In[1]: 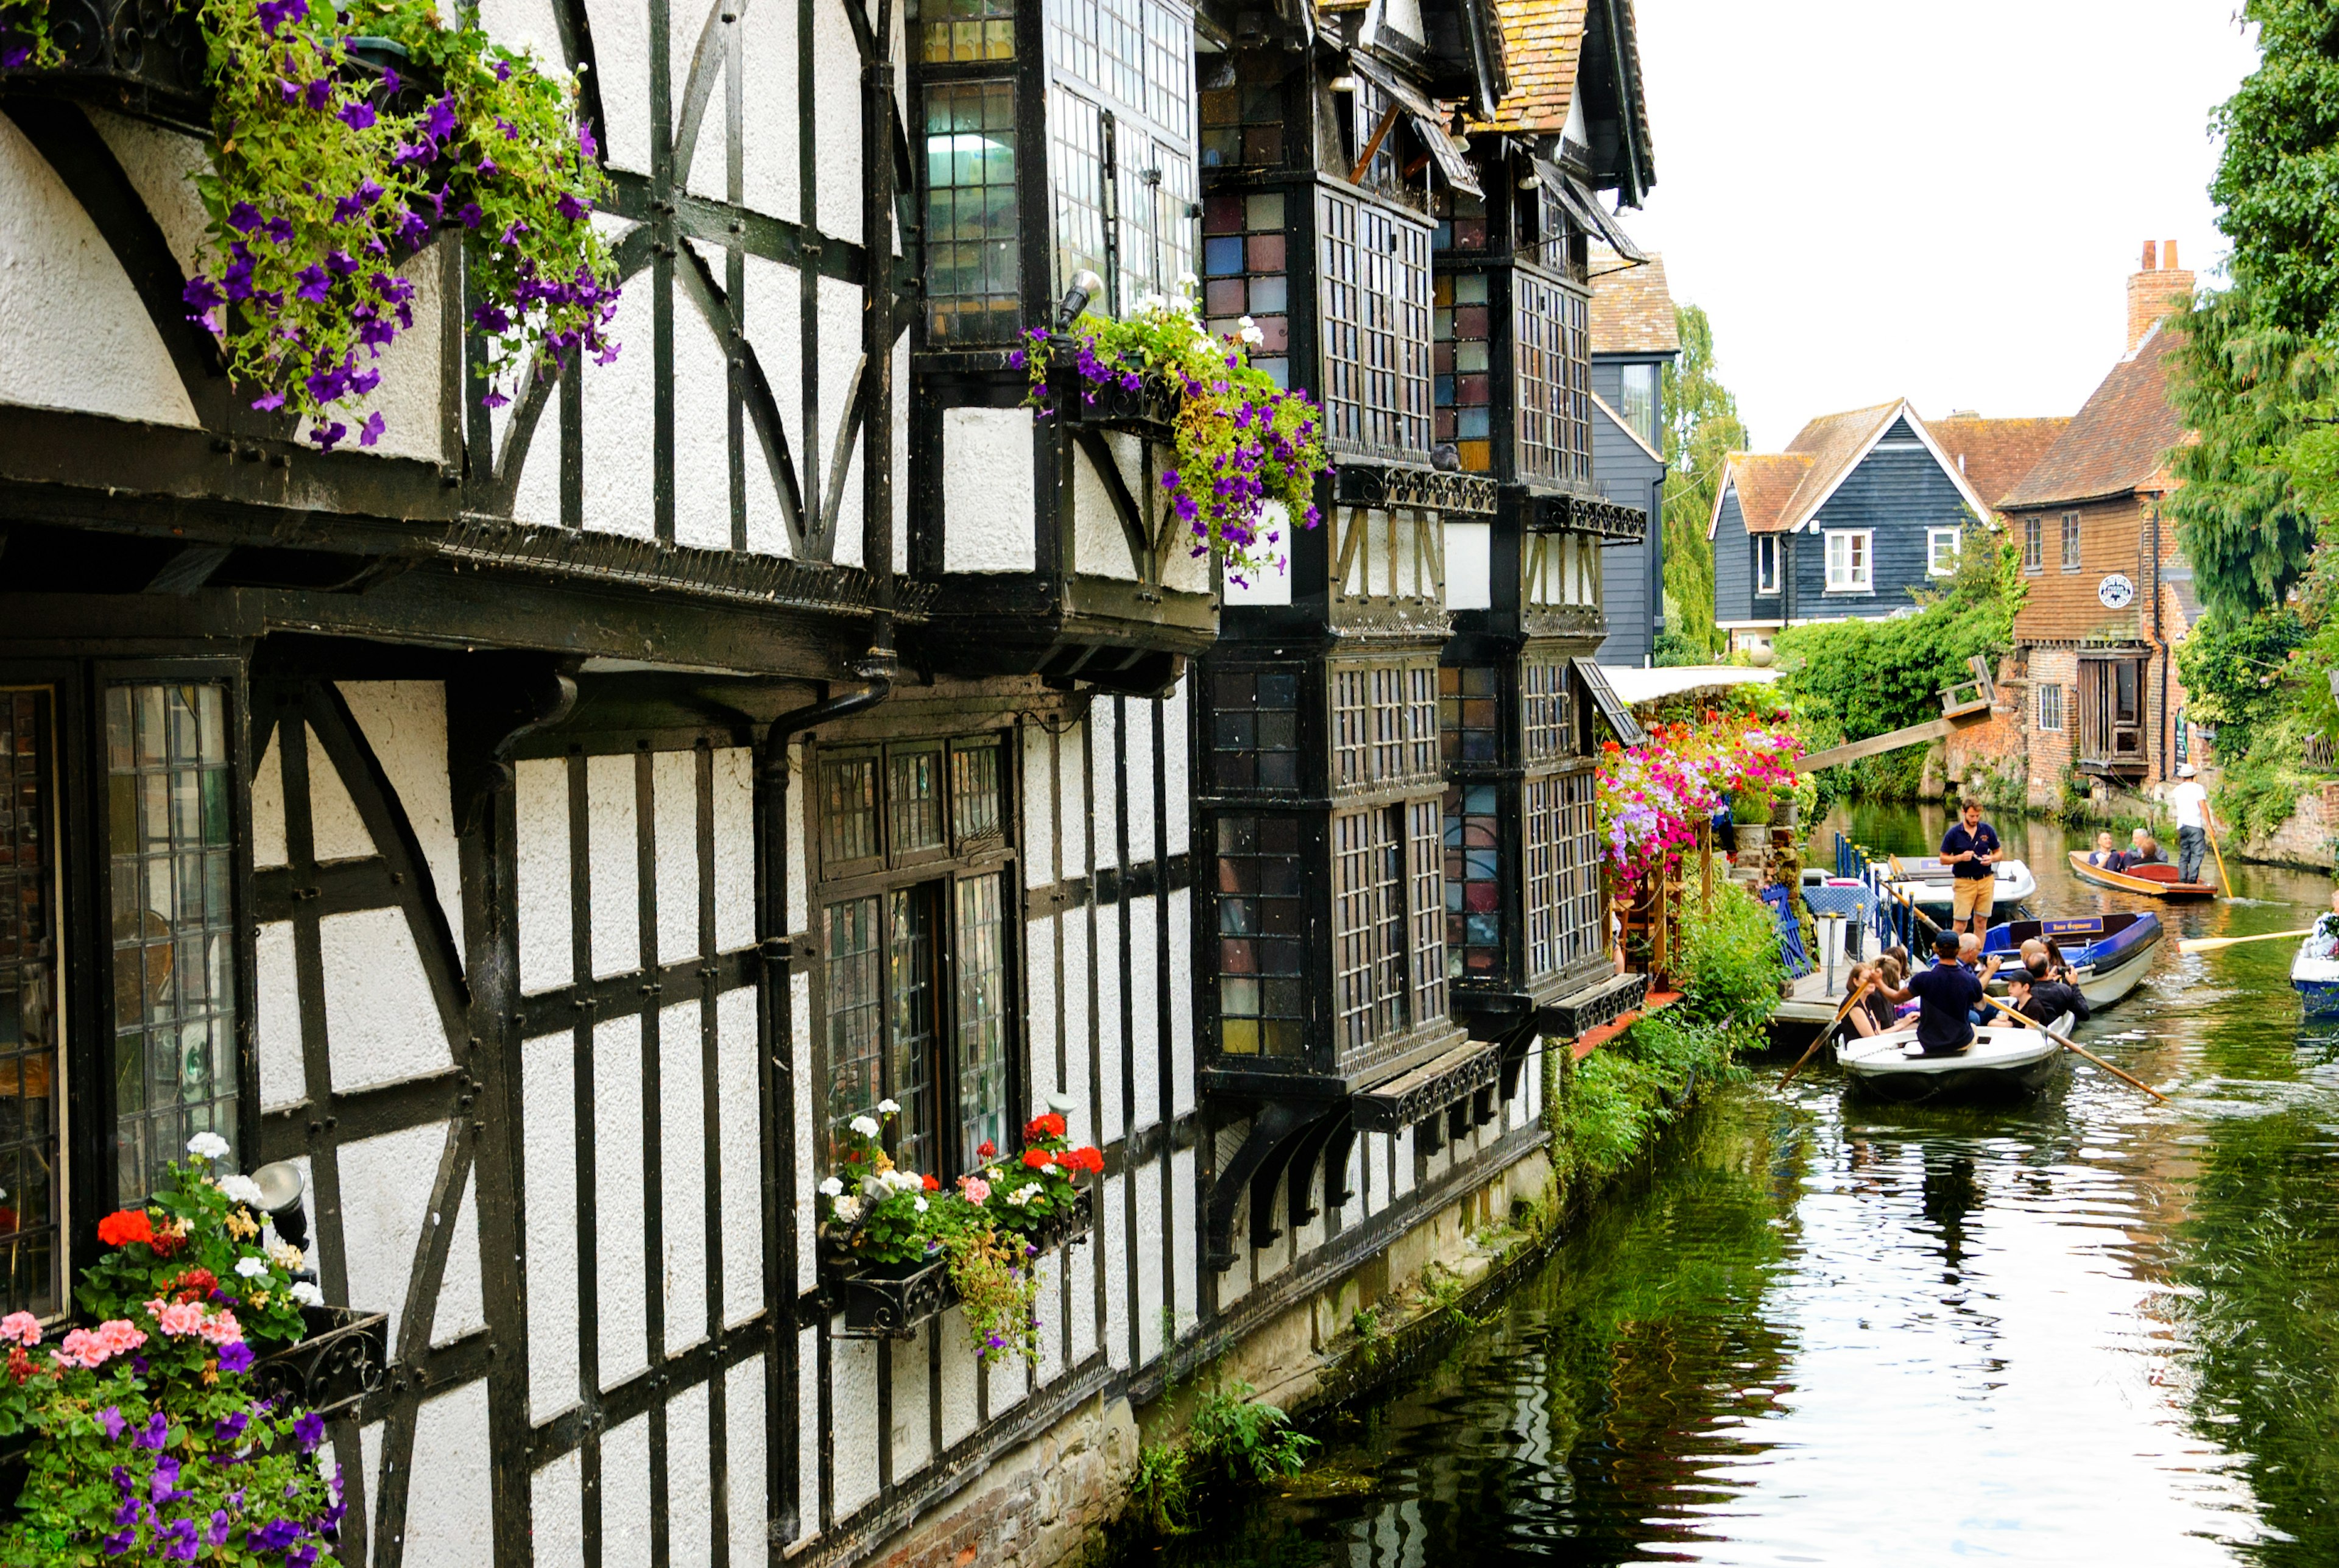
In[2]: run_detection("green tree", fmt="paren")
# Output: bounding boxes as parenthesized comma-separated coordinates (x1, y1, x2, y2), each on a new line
(1658, 305, 1748, 663)
(2210, 1, 2339, 342)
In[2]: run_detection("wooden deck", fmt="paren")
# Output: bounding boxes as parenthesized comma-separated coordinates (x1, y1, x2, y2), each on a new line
(1772, 967, 1860, 1028)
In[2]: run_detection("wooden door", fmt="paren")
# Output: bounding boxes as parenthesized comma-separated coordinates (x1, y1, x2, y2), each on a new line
(2079, 659, 2145, 766)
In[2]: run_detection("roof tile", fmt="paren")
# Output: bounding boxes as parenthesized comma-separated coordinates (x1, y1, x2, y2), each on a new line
(1726, 453, 1816, 535)
(1997, 333, 2188, 509)
(1926, 417, 2072, 512)
(1589, 250, 1678, 355)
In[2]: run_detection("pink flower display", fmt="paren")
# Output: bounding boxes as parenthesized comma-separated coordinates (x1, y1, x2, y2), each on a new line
(1596, 708, 1807, 906)
(961, 1178, 992, 1206)
(197, 1310, 243, 1347)
(0, 1312, 40, 1347)
(49, 1321, 143, 1370)
(155, 1301, 208, 1338)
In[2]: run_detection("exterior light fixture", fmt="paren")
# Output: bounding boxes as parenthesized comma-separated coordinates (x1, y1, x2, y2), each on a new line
(1057, 269, 1104, 330)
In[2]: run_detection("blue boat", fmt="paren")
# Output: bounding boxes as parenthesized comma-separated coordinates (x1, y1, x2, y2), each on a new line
(1982, 911, 2161, 1010)
(2292, 941, 2339, 1017)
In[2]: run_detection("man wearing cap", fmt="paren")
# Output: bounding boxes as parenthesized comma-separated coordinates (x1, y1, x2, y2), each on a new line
(2169, 763, 2213, 886)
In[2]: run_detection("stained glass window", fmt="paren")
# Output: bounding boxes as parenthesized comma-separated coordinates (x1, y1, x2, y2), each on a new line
(924, 82, 1021, 345)
(820, 755, 878, 872)
(1434, 270, 1494, 473)
(887, 747, 945, 859)
(950, 739, 1004, 849)
(1445, 784, 1500, 980)
(1198, 50, 1284, 169)
(0, 690, 60, 1316)
(1202, 189, 1289, 387)
(108, 683, 238, 1204)
(912, 0, 1014, 64)
(1439, 666, 1498, 764)
(1215, 815, 1304, 1056)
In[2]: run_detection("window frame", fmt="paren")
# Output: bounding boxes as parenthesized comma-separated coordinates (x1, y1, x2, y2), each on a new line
(1926, 526, 1961, 578)
(2061, 510, 2083, 573)
(813, 731, 1020, 1182)
(2037, 680, 2064, 733)
(1823, 529, 1872, 593)
(2024, 516, 2043, 574)
(1755, 534, 1779, 596)
(1618, 361, 1659, 450)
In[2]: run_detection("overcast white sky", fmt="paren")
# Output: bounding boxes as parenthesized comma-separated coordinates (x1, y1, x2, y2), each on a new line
(1617, 1, 2263, 450)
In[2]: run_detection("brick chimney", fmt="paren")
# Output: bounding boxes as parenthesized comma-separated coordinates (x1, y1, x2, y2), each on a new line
(2126, 237, 2193, 356)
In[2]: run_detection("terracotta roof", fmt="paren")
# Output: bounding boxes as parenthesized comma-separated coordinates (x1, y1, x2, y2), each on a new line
(1997, 330, 2188, 509)
(1771, 400, 1904, 527)
(1589, 250, 1678, 356)
(1723, 453, 1815, 536)
(1926, 417, 2072, 512)
(1479, 0, 1588, 132)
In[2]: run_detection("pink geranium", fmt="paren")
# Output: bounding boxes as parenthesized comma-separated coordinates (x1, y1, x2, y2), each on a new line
(0, 1312, 40, 1347)
(198, 1310, 243, 1346)
(961, 1177, 991, 1206)
(155, 1301, 208, 1338)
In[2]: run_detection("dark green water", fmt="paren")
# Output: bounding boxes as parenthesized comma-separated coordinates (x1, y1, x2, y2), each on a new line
(1139, 804, 2339, 1566)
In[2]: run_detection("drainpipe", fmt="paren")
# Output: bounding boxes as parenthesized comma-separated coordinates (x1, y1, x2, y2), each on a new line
(754, 666, 891, 1545)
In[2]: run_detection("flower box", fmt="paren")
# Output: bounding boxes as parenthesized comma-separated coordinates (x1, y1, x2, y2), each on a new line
(1044, 355, 1182, 440)
(0, 0, 214, 135)
(830, 1183, 1096, 1341)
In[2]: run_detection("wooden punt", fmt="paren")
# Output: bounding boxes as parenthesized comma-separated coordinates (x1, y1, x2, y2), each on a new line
(2066, 850, 2217, 902)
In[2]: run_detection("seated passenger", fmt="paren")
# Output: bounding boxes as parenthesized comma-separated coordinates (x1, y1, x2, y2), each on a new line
(2131, 828, 2166, 864)
(1875, 931, 2000, 1056)
(1840, 962, 1900, 1040)
(2009, 960, 2089, 1029)
(2087, 831, 2129, 871)
(2307, 887, 2339, 961)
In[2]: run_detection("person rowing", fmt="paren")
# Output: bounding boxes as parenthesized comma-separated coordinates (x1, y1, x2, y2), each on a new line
(1872, 931, 2003, 1056)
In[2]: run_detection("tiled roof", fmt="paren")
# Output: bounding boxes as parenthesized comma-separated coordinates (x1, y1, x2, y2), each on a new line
(1479, 0, 1588, 133)
(1589, 250, 1678, 356)
(1926, 417, 2072, 512)
(1725, 453, 1816, 535)
(1773, 400, 1903, 528)
(1998, 330, 2189, 509)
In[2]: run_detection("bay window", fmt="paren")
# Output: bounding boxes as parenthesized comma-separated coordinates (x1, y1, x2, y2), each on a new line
(1043, 0, 1197, 312)
(817, 735, 1017, 1179)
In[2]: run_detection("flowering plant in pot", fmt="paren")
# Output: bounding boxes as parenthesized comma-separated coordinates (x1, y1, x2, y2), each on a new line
(1596, 709, 1806, 905)
(818, 1106, 1102, 1366)
(1015, 281, 1326, 587)
(3, 0, 619, 450)
(0, 1134, 345, 1565)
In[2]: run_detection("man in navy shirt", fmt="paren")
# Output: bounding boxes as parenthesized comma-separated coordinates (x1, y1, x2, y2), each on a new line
(1939, 797, 2002, 936)
(1878, 931, 2000, 1055)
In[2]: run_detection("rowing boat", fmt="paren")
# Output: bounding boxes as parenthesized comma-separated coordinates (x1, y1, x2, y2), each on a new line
(1981, 912, 2161, 1009)
(1886, 855, 2039, 914)
(2293, 939, 2339, 1017)
(1835, 1014, 2074, 1103)
(2065, 850, 2217, 902)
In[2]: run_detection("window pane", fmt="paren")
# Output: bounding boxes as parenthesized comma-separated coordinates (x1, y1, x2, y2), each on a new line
(0, 690, 62, 1318)
(887, 888, 939, 1175)
(824, 897, 884, 1168)
(110, 682, 238, 1206)
(954, 874, 1010, 1170)
(887, 748, 944, 856)
(822, 757, 878, 867)
(950, 740, 1004, 847)
(1215, 815, 1305, 1055)
(1319, 187, 1432, 461)
(925, 82, 1021, 344)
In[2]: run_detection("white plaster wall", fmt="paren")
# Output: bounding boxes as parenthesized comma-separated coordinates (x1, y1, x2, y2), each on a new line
(790, 969, 817, 1294)
(1059, 917, 1091, 1149)
(727, 1357, 771, 1561)
(1071, 442, 1140, 582)
(811, 0, 864, 247)
(478, 0, 568, 65)
(651, 752, 700, 965)
(1159, 458, 1213, 596)
(314, 240, 448, 465)
(818, 273, 867, 566)
(601, 1411, 655, 1568)
(1126, 895, 1159, 1132)
(1222, 501, 1291, 606)
(580, 281, 658, 540)
(1445, 520, 1492, 610)
(1361, 1130, 1388, 1218)
(1092, 901, 1123, 1148)
(434, 1167, 487, 1347)
(584, 0, 654, 174)
(657, 996, 710, 1354)
(1059, 716, 1090, 872)
(1167, 889, 1194, 1118)
(714, 747, 757, 952)
(1391, 1125, 1416, 1198)
(781, 738, 810, 933)
(336, 1120, 457, 1348)
(832, 1334, 881, 1513)
(735, 0, 802, 218)
(671, 294, 737, 551)
(792, 1324, 820, 1548)
(937, 1310, 978, 1447)
(1102, 1173, 1131, 1369)
(338, 682, 464, 953)
(398, 1370, 493, 1567)
(1135, 1159, 1165, 1365)
(517, 758, 573, 995)
(596, 1012, 649, 1391)
(1022, 724, 1056, 886)
(891, 1326, 933, 1475)
(85, 111, 207, 280)
(741, 253, 808, 556)
(1169, 1145, 1198, 1340)
(1162, 674, 1191, 857)
(535, 1443, 585, 1562)
(255, 921, 302, 1111)
(509, 391, 565, 528)
(1068, 1226, 1100, 1364)
(523, 1025, 580, 1418)
(942, 409, 1037, 573)
(1025, 913, 1057, 1103)
(718, 986, 766, 1327)
(0, 116, 197, 428)
(1123, 696, 1157, 864)
(587, 755, 641, 977)
(250, 739, 287, 868)
(892, 333, 911, 571)
(320, 907, 452, 1090)
(666, 1380, 713, 1565)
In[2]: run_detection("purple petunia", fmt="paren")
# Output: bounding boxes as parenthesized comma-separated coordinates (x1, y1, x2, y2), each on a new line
(311, 420, 348, 451)
(338, 100, 376, 130)
(555, 192, 590, 222)
(251, 390, 287, 412)
(302, 76, 331, 110)
(255, 0, 305, 37)
(136, 1411, 168, 1451)
(358, 411, 386, 447)
(454, 201, 484, 229)
(294, 1411, 325, 1452)
(422, 96, 459, 142)
(97, 1405, 127, 1441)
(101, 1528, 137, 1556)
(217, 1340, 255, 1373)
(294, 265, 333, 303)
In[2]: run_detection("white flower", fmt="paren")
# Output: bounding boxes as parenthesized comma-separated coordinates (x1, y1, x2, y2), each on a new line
(833, 1196, 863, 1224)
(269, 1242, 304, 1272)
(914, 1197, 929, 1213)
(877, 1098, 900, 1115)
(216, 1174, 264, 1209)
(235, 1255, 268, 1279)
(1241, 324, 1265, 347)
(289, 1280, 324, 1307)
(849, 1114, 880, 1139)
(186, 1133, 230, 1162)
(818, 1177, 844, 1198)
(1177, 269, 1198, 289)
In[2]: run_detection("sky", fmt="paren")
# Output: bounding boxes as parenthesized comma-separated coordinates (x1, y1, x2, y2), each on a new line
(1616, 0, 2264, 451)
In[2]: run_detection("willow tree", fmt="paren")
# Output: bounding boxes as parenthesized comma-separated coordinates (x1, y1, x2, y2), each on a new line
(1659, 305, 1747, 662)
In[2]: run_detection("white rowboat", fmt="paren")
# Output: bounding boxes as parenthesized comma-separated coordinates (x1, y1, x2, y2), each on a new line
(1835, 1014, 2073, 1103)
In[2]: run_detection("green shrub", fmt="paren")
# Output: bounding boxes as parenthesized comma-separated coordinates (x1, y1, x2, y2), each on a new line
(1130, 1441, 1193, 1532)
(1674, 881, 1788, 1047)
(1188, 1381, 1318, 1485)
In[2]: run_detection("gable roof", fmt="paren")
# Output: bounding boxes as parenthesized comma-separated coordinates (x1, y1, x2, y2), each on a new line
(1926, 417, 2072, 512)
(1589, 250, 1678, 356)
(1707, 453, 1814, 539)
(1476, 0, 1652, 196)
(1997, 330, 2189, 509)
(1589, 388, 1661, 463)
(1703, 398, 1999, 540)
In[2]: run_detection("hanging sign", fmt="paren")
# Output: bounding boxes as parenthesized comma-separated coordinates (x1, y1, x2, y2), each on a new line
(2097, 573, 2136, 609)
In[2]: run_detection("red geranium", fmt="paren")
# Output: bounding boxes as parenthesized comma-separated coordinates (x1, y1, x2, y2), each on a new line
(977, 1140, 997, 1160)
(95, 1209, 152, 1249)
(1064, 1146, 1104, 1174)
(1021, 1148, 1053, 1170)
(1024, 1113, 1067, 1141)
(171, 1266, 220, 1305)
(921, 1173, 940, 1192)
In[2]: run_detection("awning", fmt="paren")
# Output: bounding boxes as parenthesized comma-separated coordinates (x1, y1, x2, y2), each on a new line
(1350, 53, 1482, 197)
(1573, 657, 1649, 747)
(1534, 158, 1646, 263)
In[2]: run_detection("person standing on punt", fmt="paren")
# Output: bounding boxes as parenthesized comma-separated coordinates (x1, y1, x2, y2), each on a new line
(1939, 798, 2003, 936)
(2169, 764, 2214, 885)
(1874, 931, 2002, 1056)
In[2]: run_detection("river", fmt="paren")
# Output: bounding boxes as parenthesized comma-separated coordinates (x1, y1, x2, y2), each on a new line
(1130, 802, 2339, 1566)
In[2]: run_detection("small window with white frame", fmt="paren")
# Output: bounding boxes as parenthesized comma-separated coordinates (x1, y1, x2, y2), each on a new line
(1824, 529, 1872, 592)
(2023, 517, 2043, 574)
(1755, 535, 1779, 596)
(2037, 681, 2064, 732)
(1927, 526, 1961, 577)
(2061, 511, 2082, 572)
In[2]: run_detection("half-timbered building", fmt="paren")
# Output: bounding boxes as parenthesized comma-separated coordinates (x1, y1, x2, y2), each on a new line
(0, 0, 1653, 1559)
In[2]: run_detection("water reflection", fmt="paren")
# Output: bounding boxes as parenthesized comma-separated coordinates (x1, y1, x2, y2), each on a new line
(1131, 805, 2339, 1566)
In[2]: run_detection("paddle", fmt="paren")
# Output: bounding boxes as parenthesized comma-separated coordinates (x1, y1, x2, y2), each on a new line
(1778, 979, 1876, 1088)
(2204, 811, 2234, 899)
(2178, 927, 2314, 955)
(1975, 992, 2168, 1103)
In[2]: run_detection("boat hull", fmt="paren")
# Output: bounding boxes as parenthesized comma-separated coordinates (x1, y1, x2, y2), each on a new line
(2291, 946, 2339, 1017)
(2066, 851, 2216, 902)
(1982, 912, 2161, 1010)
(1836, 1022, 2068, 1104)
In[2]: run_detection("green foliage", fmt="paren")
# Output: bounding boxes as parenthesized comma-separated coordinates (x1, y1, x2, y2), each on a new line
(1674, 880, 1791, 1051)
(1660, 304, 1750, 660)
(1349, 1306, 1383, 1369)
(2175, 607, 2310, 747)
(1188, 1381, 1318, 1486)
(1130, 1442, 1194, 1533)
(1773, 520, 2022, 760)
(2167, 292, 2329, 616)
(2209, 0, 2339, 345)
(2215, 741, 2321, 840)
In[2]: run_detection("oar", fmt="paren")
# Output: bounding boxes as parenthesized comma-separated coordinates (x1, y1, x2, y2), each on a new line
(1779, 979, 1876, 1088)
(1975, 992, 2167, 1103)
(2178, 927, 2315, 955)
(2204, 812, 2234, 899)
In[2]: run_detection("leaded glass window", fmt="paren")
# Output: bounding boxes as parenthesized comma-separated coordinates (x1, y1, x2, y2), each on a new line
(1209, 668, 1300, 792)
(1516, 269, 1589, 482)
(1408, 799, 1445, 1019)
(1439, 666, 1498, 764)
(1044, 0, 1195, 309)
(924, 81, 1021, 345)
(1522, 661, 1570, 760)
(1525, 777, 1558, 976)
(824, 897, 884, 1165)
(108, 683, 237, 1204)
(1445, 783, 1500, 980)
(1433, 270, 1493, 471)
(1558, 769, 1602, 968)
(1198, 49, 1284, 169)
(950, 739, 1004, 850)
(887, 746, 945, 861)
(1334, 805, 1414, 1057)
(954, 874, 1009, 1160)
(1319, 186, 1431, 459)
(1332, 668, 1368, 789)
(913, 0, 1014, 63)
(0, 690, 60, 1317)
(1215, 815, 1304, 1056)
(1202, 189, 1289, 386)
(820, 755, 880, 873)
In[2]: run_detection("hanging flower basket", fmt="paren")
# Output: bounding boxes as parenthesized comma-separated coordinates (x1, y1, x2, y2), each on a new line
(831, 1184, 1095, 1340)
(0, 0, 211, 131)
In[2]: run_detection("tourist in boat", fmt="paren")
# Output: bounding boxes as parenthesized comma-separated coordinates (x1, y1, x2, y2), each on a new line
(2087, 831, 2129, 871)
(1874, 931, 2002, 1056)
(2306, 887, 2339, 960)
(2008, 961, 2089, 1029)
(1840, 961, 1901, 1040)
(2170, 765, 2213, 885)
(2131, 828, 2166, 864)
(1940, 798, 2003, 936)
